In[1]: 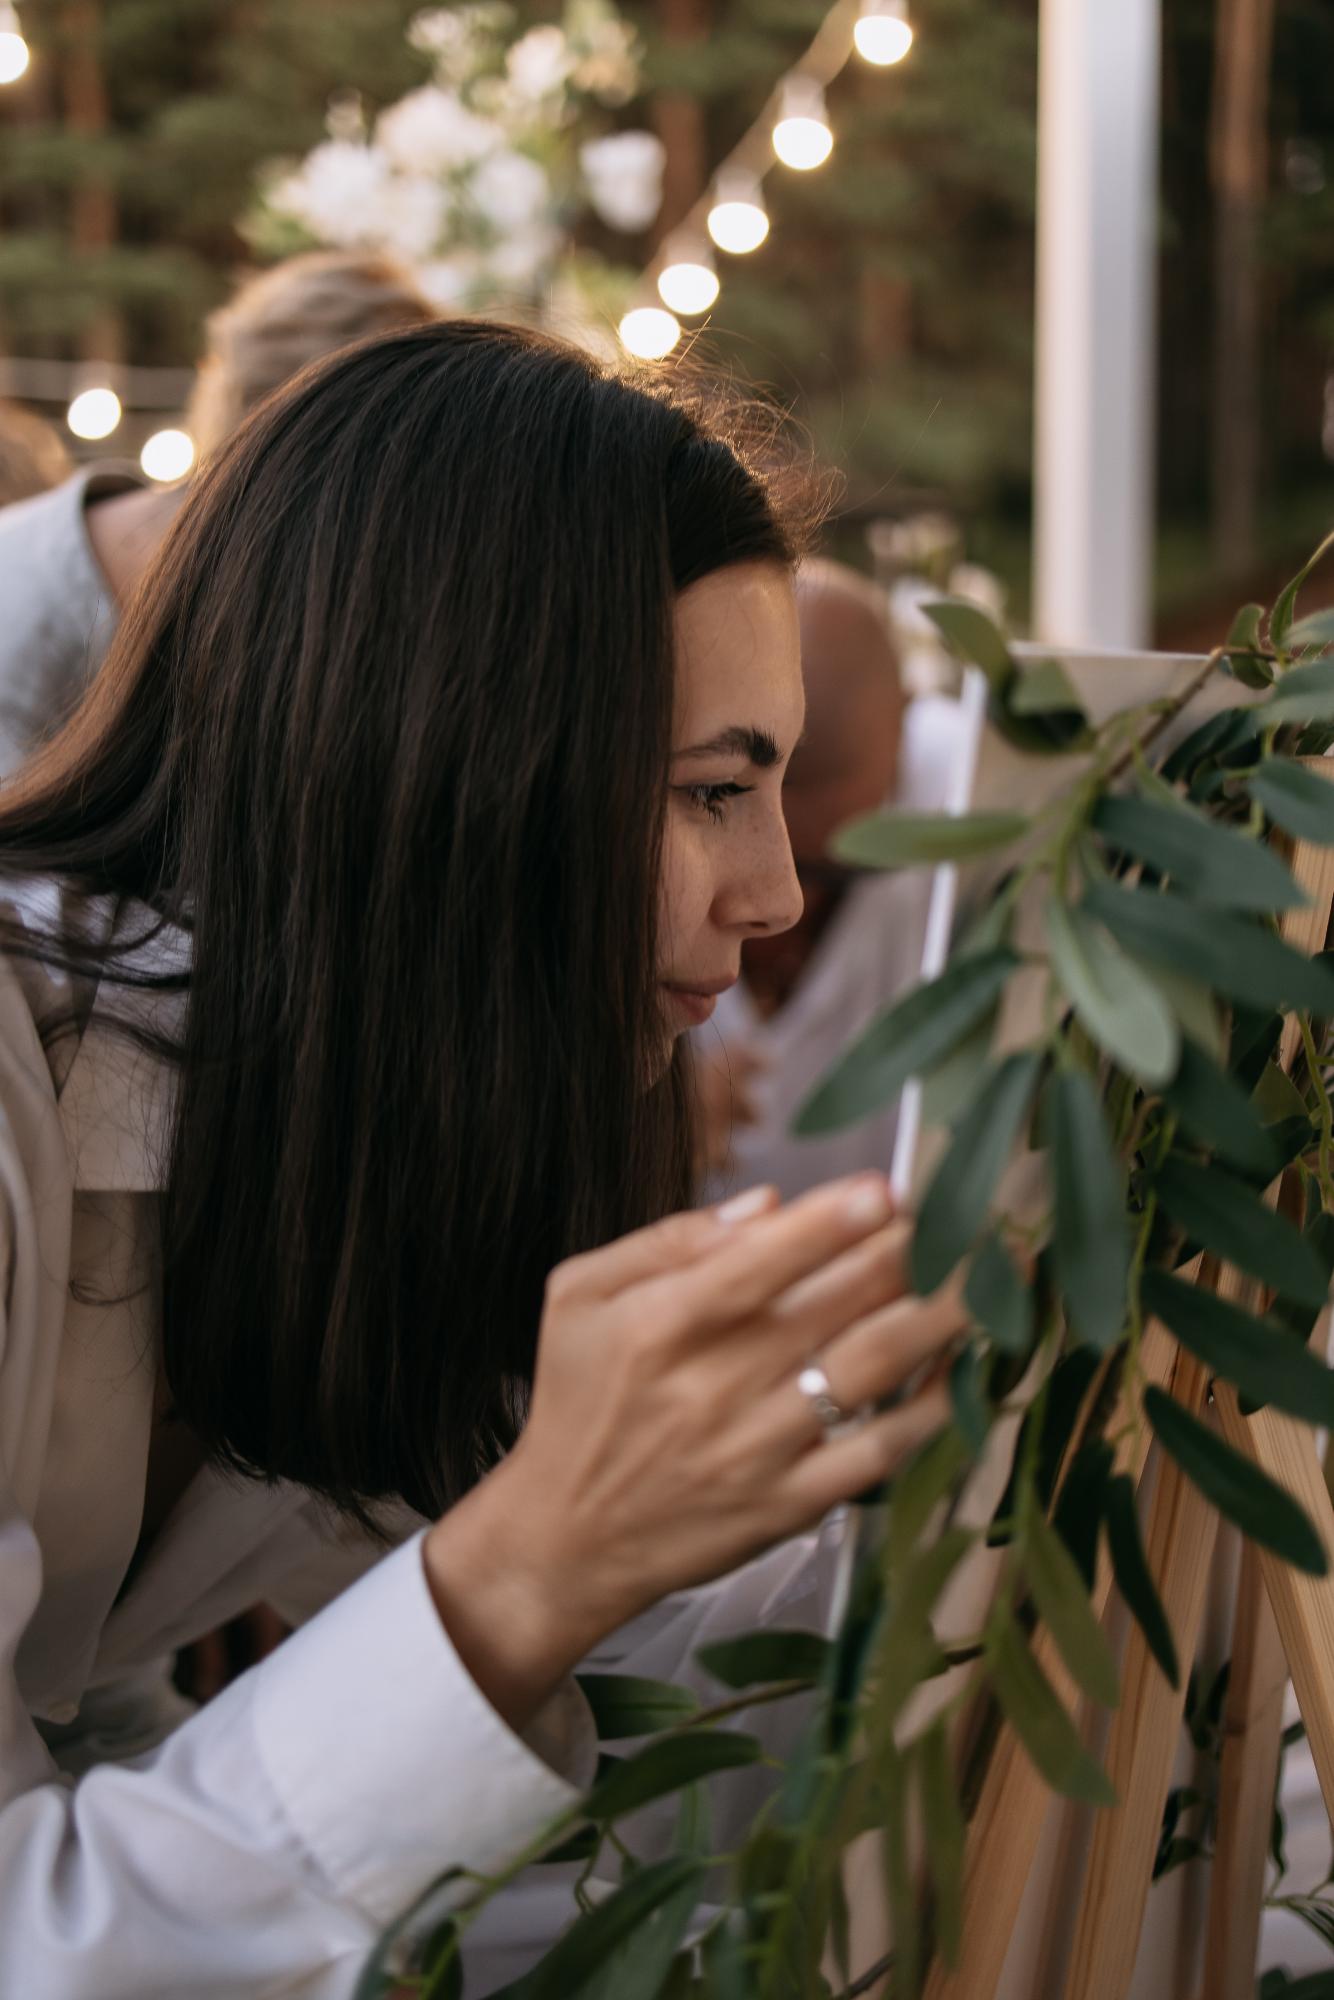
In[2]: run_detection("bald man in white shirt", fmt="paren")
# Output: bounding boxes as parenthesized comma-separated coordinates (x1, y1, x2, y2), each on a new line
(694, 557, 964, 1202)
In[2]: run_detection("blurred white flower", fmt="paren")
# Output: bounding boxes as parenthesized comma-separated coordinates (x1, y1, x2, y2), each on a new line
(409, 5, 510, 82)
(487, 223, 562, 289)
(267, 142, 391, 247)
(579, 130, 664, 232)
(375, 86, 500, 175)
(506, 26, 571, 101)
(418, 252, 484, 308)
(374, 176, 450, 260)
(470, 149, 550, 231)
(325, 90, 366, 142)
(569, 14, 640, 103)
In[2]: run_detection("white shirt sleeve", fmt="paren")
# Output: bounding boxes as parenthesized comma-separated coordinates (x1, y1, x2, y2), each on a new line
(0, 1510, 597, 1999)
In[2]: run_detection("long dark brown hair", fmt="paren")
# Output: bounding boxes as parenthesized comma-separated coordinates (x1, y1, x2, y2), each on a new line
(0, 320, 808, 1522)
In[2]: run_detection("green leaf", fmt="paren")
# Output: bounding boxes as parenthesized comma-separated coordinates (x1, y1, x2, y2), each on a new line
(911, 1052, 1043, 1294)
(919, 1005, 998, 1127)
(1053, 1438, 1114, 1589)
(1228, 603, 1266, 651)
(1162, 708, 1262, 785)
(526, 1858, 706, 2000)
(1144, 1386, 1328, 1575)
(1247, 759, 1334, 846)
(793, 947, 1018, 1137)
(1134, 960, 1226, 1062)
(986, 1613, 1117, 1805)
(949, 1344, 991, 1457)
(1008, 656, 1087, 718)
(1286, 608, 1334, 655)
(1152, 1155, 1330, 1307)
(1047, 1069, 1130, 1352)
(831, 808, 1030, 869)
(918, 1722, 965, 1966)
(922, 599, 1012, 685)
(887, 1426, 970, 1575)
(1161, 1039, 1282, 1174)
(1270, 529, 1334, 654)
(1251, 1059, 1310, 1127)
(1223, 603, 1274, 686)
(694, 1629, 831, 1691)
(1093, 795, 1306, 913)
(577, 1868, 706, 2000)
(1045, 898, 1180, 1084)
(1140, 1269, 1334, 1426)
(1023, 1498, 1121, 1707)
(965, 1229, 1034, 1354)
(1261, 659, 1334, 729)
(584, 1733, 763, 1822)
(1083, 882, 1334, 1017)
(576, 1675, 700, 1740)
(419, 1920, 464, 2000)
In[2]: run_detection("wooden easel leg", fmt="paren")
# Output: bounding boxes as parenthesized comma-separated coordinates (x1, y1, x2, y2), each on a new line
(919, 1328, 1177, 2000)
(1200, 1540, 1288, 2000)
(1213, 1386, 1334, 1820)
(1060, 1353, 1220, 2000)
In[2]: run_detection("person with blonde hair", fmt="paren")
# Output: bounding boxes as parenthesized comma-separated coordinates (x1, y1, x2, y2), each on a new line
(0, 251, 435, 778)
(0, 399, 72, 509)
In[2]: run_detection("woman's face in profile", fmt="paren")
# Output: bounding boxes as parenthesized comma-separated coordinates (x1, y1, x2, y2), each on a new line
(657, 560, 806, 1039)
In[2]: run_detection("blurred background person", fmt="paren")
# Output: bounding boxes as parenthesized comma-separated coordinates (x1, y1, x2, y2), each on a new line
(0, 250, 434, 780)
(692, 557, 965, 1204)
(0, 398, 71, 508)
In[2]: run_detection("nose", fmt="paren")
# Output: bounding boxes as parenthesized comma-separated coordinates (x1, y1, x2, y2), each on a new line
(723, 808, 804, 939)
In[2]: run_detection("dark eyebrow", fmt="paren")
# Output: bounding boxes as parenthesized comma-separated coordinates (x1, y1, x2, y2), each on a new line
(671, 726, 782, 769)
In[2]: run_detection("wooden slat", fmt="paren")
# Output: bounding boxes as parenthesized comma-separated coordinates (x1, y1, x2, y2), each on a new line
(1214, 1384, 1334, 1819)
(1200, 1541, 1288, 2000)
(1059, 1351, 1219, 2000)
(921, 1324, 1176, 2000)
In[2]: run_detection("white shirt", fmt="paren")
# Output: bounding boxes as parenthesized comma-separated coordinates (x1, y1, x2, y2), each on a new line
(0, 469, 140, 777)
(0, 877, 836, 1998)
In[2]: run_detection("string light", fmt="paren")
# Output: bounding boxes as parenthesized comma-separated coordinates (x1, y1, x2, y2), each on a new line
(0, 3, 29, 84)
(772, 77, 833, 172)
(140, 428, 196, 483)
(707, 172, 769, 256)
(854, 0, 913, 67)
(656, 239, 720, 317)
(66, 386, 122, 441)
(618, 306, 682, 360)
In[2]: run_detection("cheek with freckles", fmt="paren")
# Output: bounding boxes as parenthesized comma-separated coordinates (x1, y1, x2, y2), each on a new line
(657, 813, 716, 977)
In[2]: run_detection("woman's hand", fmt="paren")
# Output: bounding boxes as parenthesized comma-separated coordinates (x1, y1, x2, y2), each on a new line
(422, 1173, 964, 1731)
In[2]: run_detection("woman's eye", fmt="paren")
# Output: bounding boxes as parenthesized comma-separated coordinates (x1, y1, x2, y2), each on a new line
(685, 782, 753, 822)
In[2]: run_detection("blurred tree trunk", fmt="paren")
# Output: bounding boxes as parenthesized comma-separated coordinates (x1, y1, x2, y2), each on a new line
(1208, 0, 1274, 577)
(61, 0, 121, 363)
(651, 0, 713, 246)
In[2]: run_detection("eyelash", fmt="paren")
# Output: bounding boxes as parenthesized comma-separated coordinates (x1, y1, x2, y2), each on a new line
(685, 781, 754, 823)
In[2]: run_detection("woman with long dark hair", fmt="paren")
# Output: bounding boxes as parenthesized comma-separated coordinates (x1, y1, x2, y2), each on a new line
(0, 321, 961, 1995)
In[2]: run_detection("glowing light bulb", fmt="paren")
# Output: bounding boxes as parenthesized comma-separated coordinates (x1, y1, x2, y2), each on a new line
(656, 242, 719, 317)
(0, 17, 28, 84)
(66, 386, 122, 441)
(854, 0, 913, 66)
(706, 174, 769, 257)
(618, 306, 681, 360)
(140, 428, 196, 483)
(772, 79, 833, 172)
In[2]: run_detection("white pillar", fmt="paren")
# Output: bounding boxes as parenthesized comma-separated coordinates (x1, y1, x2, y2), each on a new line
(1032, 0, 1161, 648)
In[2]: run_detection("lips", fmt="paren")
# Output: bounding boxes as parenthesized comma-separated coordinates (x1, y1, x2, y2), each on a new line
(662, 974, 737, 1028)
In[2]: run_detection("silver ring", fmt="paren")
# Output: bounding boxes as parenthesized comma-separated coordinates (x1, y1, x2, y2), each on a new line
(796, 1362, 847, 1435)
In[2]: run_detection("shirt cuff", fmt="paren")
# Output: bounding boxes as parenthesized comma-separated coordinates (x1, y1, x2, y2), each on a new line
(251, 1529, 597, 1922)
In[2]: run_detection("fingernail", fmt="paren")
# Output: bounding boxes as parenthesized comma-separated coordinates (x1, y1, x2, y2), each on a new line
(716, 1185, 775, 1225)
(843, 1174, 892, 1226)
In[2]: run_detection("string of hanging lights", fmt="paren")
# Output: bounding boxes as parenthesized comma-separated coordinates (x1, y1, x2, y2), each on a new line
(0, 1, 28, 85)
(619, 0, 915, 359)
